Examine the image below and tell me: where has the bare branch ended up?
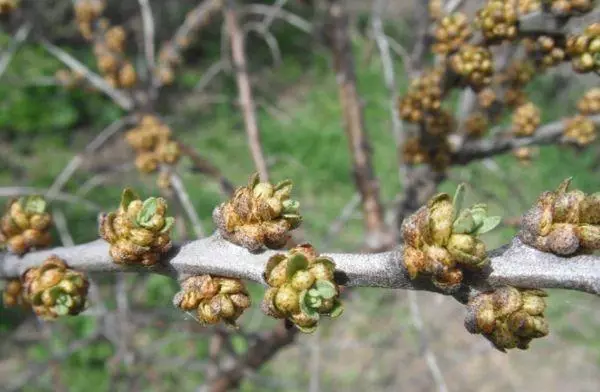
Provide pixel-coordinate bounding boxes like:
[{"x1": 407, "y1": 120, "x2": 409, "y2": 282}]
[
  {"x1": 137, "y1": 0, "x2": 156, "y2": 73},
  {"x1": 169, "y1": 172, "x2": 206, "y2": 238},
  {"x1": 242, "y1": 4, "x2": 312, "y2": 34},
  {"x1": 0, "y1": 187, "x2": 100, "y2": 211},
  {"x1": 2, "y1": 234, "x2": 600, "y2": 298},
  {"x1": 326, "y1": 0, "x2": 390, "y2": 250},
  {"x1": 177, "y1": 142, "x2": 235, "y2": 196},
  {"x1": 46, "y1": 116, "x2": 133, "y2": 201},
  {"x1": 371, "y1": 0, "x2": 406, "y2": 183},
  {"x1": 455, "y1": 115, "x2": 600, "y2": 164},
  {"x1": 41, "y1": 41, "x2": 134, "y2": 110},
  {"x1": 0, "y1": 23, "x2": 31, "y2": 81},
  {"x1": 224, "y1": 0, "x2": 270, "y2": 181}
]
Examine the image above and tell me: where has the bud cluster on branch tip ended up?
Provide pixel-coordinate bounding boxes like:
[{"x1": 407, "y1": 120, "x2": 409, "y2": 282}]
[
  {"x1": 213, "y1": 173, "x2": 301, "y2": 252},
  {"x1": 543, "y1": 0, "x2": 595, "y2": 15},
  {"x1": 512, "y1": 102, "x2": 541, "y2": 137},
  {"x1": 567, "y1": 23, "x2": 600, "y2": 74},
  {"x1": 398, "y1": 68, "x2": 444, "y2": 123},
  {"x1": 402, "y1": 137, "x2": 452, "y2": 172},
  {"x1": 2, "y1": 279, "x2": 28, "y2": 308},
  {"x1": 0, "y1": 196, "x2": 52, "y2": 255},
  {"x1": 425, "y1": 109, "x2": 456, "y2": 136},
  {"x1": 512, "y1": 146, "x2": 536, "y2": 165},
  {"x1": 478, "y1": 88, "x2": 498, "y2": 109},
  {"x1": 475, "y1": 1, "x2": 518, "y2": 43},
  {"x1": 465, "y1": 113, "x2": 489, "y2": 138},
  {"x1": 518, "y1": 0, "x2": 542, "y2": 14},
  {"x1": 524, "y1": 35, "x2": 566, "y2": 69},
  {"x1": 402, "y1": 185, "x2": 501, "y2": 291},
  {"x1": 577, "y1": 88, "x2": 600, "y2": 115},
  {"x1": 92, "y1": 26, "x2": 137, "y2": 89},
  {"x1": 450, "y1": 45, "x2": 494, "y2": 91},
  {"x1": 173, "y1": 275, "x2": 251, "y2": 327},
  {"x1": 0, "y1": 0, "x2": 18, "y2": 14},
  {"x1": 74, "y1": 0, "x2": 105, "y2": 40},
  {"x1": 22, "y1": 256, "x2": 89, "y2": 320},
  {"x1": 465, "y1": 286, "x2": 549, "y2": 351},
  {"x1": 432, "y1": 13, "x2": 472, "y2": 55},
  {"x1": 563, "y1": 115, "x2": 597, "y2": 146},
  {"x1": 125, "y1": 115, "x2": 181, "y2": 175},
  {"x1": 520, "y1": 178, "x2": 600, "y2": 255},
  {"x1": 99, "y1": 188, "x2": 175, "y2": 265},
  {"x1": 262, "y1": 244, "x2": 343, "y2": 333}
]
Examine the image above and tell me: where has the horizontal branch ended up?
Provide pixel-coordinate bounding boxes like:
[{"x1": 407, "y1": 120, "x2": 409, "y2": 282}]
[
  {"x1": 454, "y1": 115, "x2": 600, "y2": 164},
  {"x1": 2, "y1": 234, "x2": 599, "y2": 298}
]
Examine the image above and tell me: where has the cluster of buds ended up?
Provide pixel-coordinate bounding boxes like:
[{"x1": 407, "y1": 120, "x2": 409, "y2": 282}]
[
  {"x1": 500, "y1": 60, "x2": 536, "y2": 88},
  {"x1": 518, "y1": 0, "x2": 542, "y2": 14},
  {"x1": 475, "y1": 1, "x2": 518, "y2": 43},
  {"x1": 99, "y1": 189, "x2": 175, "y2": 266},
  {"x1": 425, "y1": 109, "x2": 455, "y2": 136},
  {"x1": 450, "y1": 45, "x2": 494, "y2": 90},
  {"x1": 398, "y1": 68, "x2": 444, "y2": 123},
  {"x1": 402, "y1": 137, "x2": 452, "y2": 171},
  {"x1": 544, "y1": 0, "x2": 595, "y2": 15},
  {"x1": 125, "y1": 115, "x2": 181, "y2": 174},
  {"x1": 567, "y1": 23, "x2": 600, "y2": 74},
  {"x1": 465, "y1": 286, "x2": 549, "y2": 351},
  {"x1": 73, "y1": 0, "x2": 105, "y2": 40},
  {"x1": 577, "y1": 88, "x2": 600, "y2": 115},
  {"x1": 563, "y1": 115, "x2": 597, "y2": 146},
  {"x1": 512, "y1": 146, "x2": 536, "y2": 165},
  {"x1": 213, "y1": 174, "x2": 301, "y2": 251},
  {"x1": 22, "y1": 256, "x2": 89, "y2": 320},
  {"x1": 174, "y1": 275, "x2": 251, "y2": 327},
  {"x1": 520, "y1": 178, "x2": 600, "y2": 255},
  {"x1": 262, "y1": 244, "x2": 343, "y2": 333},
  {"x1": 525, "y1": 35, "x2": 566, "y2": 69},
  {"x1": 0, "y1": 196, "x2": 52, "y2": 255},
  {"x1": 0, "y1": 0, "x2": 18, "y2": 15},
  {"x1": 92, "y1": 30, "x2": 136, "y2": 89},
  {"x1": 156, "y1": 45, "x2": 181, "y2": 86},
  {"x1": 512, "y1": 102, "x2": 541, "y2": 137},
  {"x1": 465, "y1": 112, "x2": 489, "y2": 138},
  {"x1": 478, "y1": 88, "x2": 498, "y2": 109},
  {"x1": 2, "y1": 279, "x2": 28, "y2": 308},
  {"x1": 432, "y1": 13, "x2": 472, "y2": 55},
  {"x1": 402, "y1": 185, "x2": 501, "y2": 291}
]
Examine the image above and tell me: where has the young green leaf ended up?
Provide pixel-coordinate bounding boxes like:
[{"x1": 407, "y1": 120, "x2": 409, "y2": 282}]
[
  {"x1": 161, "y1": 217, "x2": 175, "y2": 233},
  {"x1": 475, "y1": 216, "x2": 502, "y2": 235},
  {"x1": 22, "y1": 196, "x2": 46, "y2": 214},
  {"x1": 299, "y1": 290, "x2": 319, "y2": 319},
  {"x1": 314, "y1": 280, "x2": 336, "y2": 299},
  {"x1": 452, "y1": 184, "x2": 466, "y2": 220},
  {"x1": 120, "y1": 188, "x2": 138, "y2": 210},
  {"x1": 286, "y1": 253, "x2": 309, "y2": 280},
  {"x1": 137, "y1": 197, "x2": 158, "y2": 226},
  {"x1": 329, "y1": 300, "x2": 344, "y2": 318},
  {"x1": 452, "y1": 210, "x2": 475, "y2": 234}
]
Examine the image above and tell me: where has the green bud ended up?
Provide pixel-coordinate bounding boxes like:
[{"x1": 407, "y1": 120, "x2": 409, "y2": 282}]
[{"x1": 274, "y1": 284, "x2": 300, "y2": 315}]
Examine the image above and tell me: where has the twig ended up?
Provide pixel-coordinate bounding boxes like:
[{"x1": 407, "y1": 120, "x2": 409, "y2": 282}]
[
  {"x1": 41, "y1": 40, "x2": 134, "y2": 110},
  {"x1": 243, "y1": 22, "x2": 282, "y2": 67},
  {"x1": 177, "y1": 142, "x2": 235, "y2": 196},
  {"x1": 224, "y1": 0, "x2": 270, "y2": 181},
  {"x1": 0, "y1": 23, "x2": 32, "y2": 81},
  {"x1": 194, "y1": 60, "x2": 226, "y2": 92},
  {"x1": 242, "y1": 4, "x2": 312, "y2": 34},
  {"x1": 53, "y1": 208, "x2": 75, "y2": 247},
  {"x1": 372, "y1": 0, "x2": 406, "y2": 184},
  {"x1": 46, "y1": 116, "x2": 133, "y2": 201},
  {"x1": 455, "y1": 115, "x2": 600, "y2": 164},
  {"x1": 137, "y1": 0, "x2": 156, "y2": 74},
  {"x1": 410, "y1": 0, "x2": 431, "y2": 70},
  {"x1": 326, "y1": 0, "x2": 390, "y2": 250},
  {"x1": 3, "y1": 234, "x2": 600, "y2": 298},
  {"x1": 444, "y1": 0, "x2": 465, "y2": 13},
  {"x1": 169, "y1": 172, "x2": 206, "y2": 238},
  {"x1": 407, "y1": 291, "x2": 448, "y2": 392}
]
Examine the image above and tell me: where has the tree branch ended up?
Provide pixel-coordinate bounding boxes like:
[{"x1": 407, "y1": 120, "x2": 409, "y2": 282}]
[
  {"x1": 326, "y1": 0, "x2": 390, "y2": 250},
  {"x1": 454, "y1": 115, "x2": 600, "y2": 165},
  {"x1": 224, "y1": 0, "x2": 270, "y2": 181},
  {"x1": 2, "y1": 234, "x2": 599, "y2": 298}
]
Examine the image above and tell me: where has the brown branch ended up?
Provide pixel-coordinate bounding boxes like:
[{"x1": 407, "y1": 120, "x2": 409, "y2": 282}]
[
  {"x1": 208, "y1": 321, "x2": 298, "y2": 392},
  {"x1": 326, "y1": 0, "x2": 390, "y2": 250},
  {"x1": 224, "y1": 0, "x2": 270, "y2": 181},
  {"x1": 177, "y1": 142, "x2": 235, "y2": 196}
]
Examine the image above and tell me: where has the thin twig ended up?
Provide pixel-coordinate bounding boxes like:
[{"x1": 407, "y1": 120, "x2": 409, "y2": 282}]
[
  {"x1": 407, "y1": 291, "x2": 449, "y2": 392},
  {"x1": 372, "y1": 0, "x2": 406, "y2": 183},
  {"x1": 0, "y1": 23, "x2": 32, "y2": 81},
  {"x1": 138, "y1": 0, "x2": 156, "y2": 74},
  {"x1": 242, "y1": 4, "x2": 312, "y2": 33},
  {"x1": 41, "y1": 40, "x2": 134, "y2": 110},
  {"x1": 169, "y1": 172, "x2": 206, "y2": 238},
  {"x1": 46, "y1": 116, "x2": 133, "y2": 201},
  {"x1": 224, "y1": 0, "x2": 270, "y2": 181},
  {"x1": 0, "y1": 187, "x2": 100, "y2": 211},
  {"x1": 53, "y1": 208, "x2": 75, "y2": 247}
]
